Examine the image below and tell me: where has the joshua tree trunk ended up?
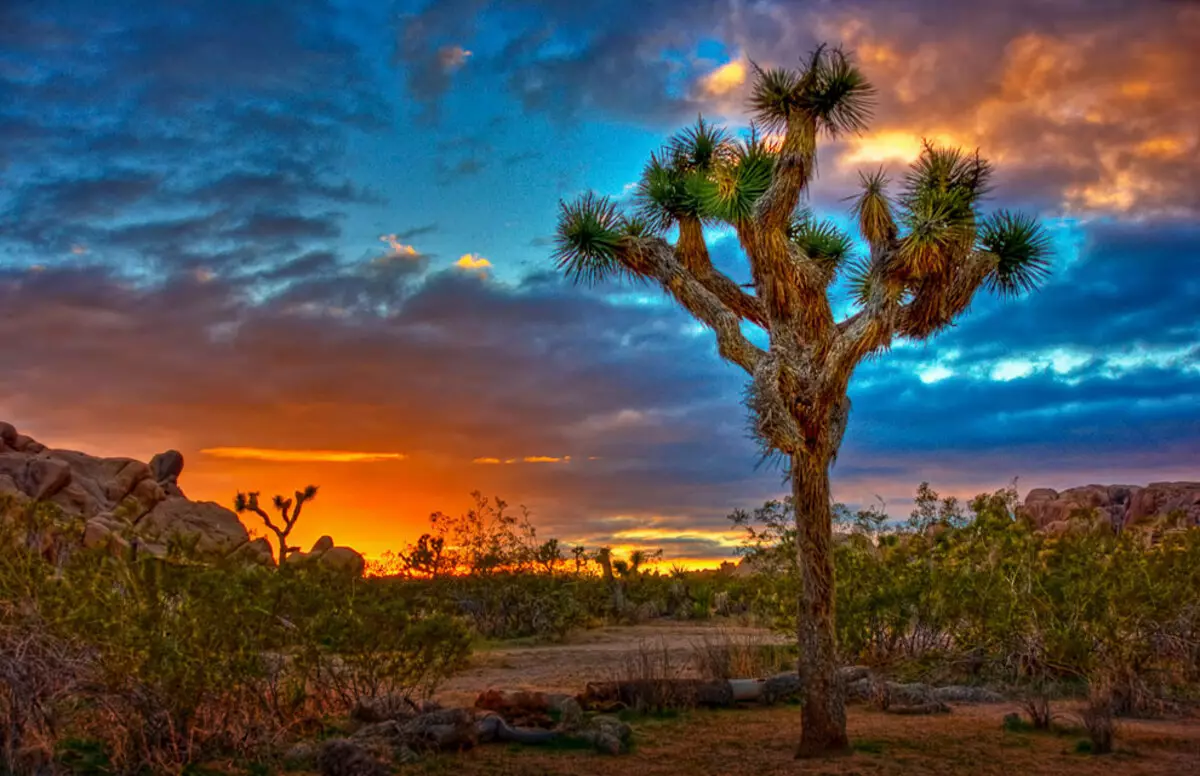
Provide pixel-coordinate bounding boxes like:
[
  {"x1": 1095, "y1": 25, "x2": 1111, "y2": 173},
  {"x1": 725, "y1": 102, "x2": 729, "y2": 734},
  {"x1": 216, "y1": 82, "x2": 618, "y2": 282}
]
[
  {"x1": 792, "y1": 448, "x2": 848, "y2": 757},
  {"x1": 554, "y1": 47, "x2": 1051, "y2": 761}
]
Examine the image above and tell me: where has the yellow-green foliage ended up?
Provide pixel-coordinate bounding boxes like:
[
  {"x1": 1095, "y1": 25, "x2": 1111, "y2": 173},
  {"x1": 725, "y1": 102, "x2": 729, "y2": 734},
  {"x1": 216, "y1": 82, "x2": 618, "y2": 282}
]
[
  {"x1": 0, "y1": 496, "x2": 471, "y2": 775},
  {"x1": 735, "y1": 484, "x2": 1200, "y2": 698}
]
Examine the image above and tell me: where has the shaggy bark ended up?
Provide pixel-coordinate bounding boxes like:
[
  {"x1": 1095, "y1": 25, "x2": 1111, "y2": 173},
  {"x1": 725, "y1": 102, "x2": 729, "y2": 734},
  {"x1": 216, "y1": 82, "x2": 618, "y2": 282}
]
[{"x1": 791, "y1": 449, "x2": 849, "y2": 757}]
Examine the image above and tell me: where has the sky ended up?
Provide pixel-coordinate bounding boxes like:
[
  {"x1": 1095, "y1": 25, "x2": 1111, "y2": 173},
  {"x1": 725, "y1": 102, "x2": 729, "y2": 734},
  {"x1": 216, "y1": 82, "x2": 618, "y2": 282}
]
[{"x1": 2, "y1": 0, "x2": 1198, "y2": 565}]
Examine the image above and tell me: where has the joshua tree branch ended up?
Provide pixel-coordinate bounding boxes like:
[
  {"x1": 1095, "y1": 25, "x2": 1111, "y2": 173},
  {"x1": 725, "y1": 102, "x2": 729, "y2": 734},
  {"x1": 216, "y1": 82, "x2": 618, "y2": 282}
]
[
  {"x1": 897, "y1": 252, "x2": 993, "y2": 340},
  {"x1": 833, "y1": 251, "x2": 995, "y2": 373},
  {"x1": 677, "y1": 217, "x2": 768, "y2": 328},
  {"x1": 621, "y1": 236, "x2": 766, "y2": 375},
  {"x1": 755, "y1": 114, "x2": 815, "y2": 234}
]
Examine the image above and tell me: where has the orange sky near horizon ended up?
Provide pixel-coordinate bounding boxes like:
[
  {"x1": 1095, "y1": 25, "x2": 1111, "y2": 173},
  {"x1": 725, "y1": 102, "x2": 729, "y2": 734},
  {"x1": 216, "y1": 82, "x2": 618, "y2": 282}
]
[{"x1": 4, "y1": 0, "x2": 1198, "y2": 570}]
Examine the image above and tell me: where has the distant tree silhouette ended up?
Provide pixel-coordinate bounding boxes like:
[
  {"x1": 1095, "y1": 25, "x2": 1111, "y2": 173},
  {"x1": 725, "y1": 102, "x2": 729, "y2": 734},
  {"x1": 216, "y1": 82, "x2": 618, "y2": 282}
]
[{"x1": 233, "y1": 485, "x2": 318, "y2": 562}]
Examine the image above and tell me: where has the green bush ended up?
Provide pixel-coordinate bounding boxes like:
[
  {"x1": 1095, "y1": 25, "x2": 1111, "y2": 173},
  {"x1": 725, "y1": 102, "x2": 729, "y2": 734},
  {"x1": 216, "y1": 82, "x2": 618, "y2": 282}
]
[
  {"x1": 0, "y1": 496, "x2": 470, "y2": 775},
  {"x1": 733, "y1": 483, "x2": 1200, "y2": 697}
]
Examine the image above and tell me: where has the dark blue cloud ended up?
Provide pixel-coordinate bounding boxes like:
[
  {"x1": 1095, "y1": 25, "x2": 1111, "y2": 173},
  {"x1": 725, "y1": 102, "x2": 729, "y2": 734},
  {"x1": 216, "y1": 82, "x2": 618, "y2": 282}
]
[{"x1": 2, "y1": 0, "x2": 1197, "y2": 559}]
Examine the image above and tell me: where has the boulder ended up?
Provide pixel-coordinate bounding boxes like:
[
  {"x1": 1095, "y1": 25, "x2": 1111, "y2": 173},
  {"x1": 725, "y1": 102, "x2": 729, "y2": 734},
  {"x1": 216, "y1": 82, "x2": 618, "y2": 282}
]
[
  {"x1": 320, "y1": 546, "x2": 366, "y2": 576},
  {"x1": 0, "y1": 422, "x2": 16, "y2": 449},
  {"x1": 14, "y1": 435, "x2": 46, "y2": 454},
  {"x1": 26, "y1": 457, "x2": 72, "y2": 500},
  {"x1": 310, "y1": 534, "x2": 335, "y2": 554},
  {"x1": 228, "y1": 537, "x2": 275, "y2": 566},
  {"x1": 150, "y1": 450, "x2": 184, "y2": 484},
  {"x1": 47, "y1": 480, "x2": 105, "y2": 518},
  {"x1": 1128, "y1": 482, "x2": 1200, "y2": 528},
  {"x1": 0, "y1": 473, "x2": 25, "y2": 501},
  {"x1": 137, "y1": 497, "x2": 250, "y2": 555},
  {"x1": 82, "y1": 520, "x2": 113, "y2": 549}
]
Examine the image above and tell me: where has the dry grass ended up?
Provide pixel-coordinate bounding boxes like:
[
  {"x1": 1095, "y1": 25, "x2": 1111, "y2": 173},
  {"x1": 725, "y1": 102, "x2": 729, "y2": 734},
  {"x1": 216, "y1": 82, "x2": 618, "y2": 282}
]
[
  {"x1": 409, "y1": 703, "x2": 1200, "y2": 776},
  {"x1": 688, "y1": 629, "x2": 793, "y2": 681}
]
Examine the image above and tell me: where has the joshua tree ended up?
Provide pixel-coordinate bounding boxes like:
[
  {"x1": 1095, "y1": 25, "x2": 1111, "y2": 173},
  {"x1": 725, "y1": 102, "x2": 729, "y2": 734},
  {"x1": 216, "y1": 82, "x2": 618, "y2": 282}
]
[
  {"x1": 233, "y1": 485, "x2": 319, "y2": 563},
  {"x1": 553, "y1": 45, "x2": 1050, "y2": 756}
]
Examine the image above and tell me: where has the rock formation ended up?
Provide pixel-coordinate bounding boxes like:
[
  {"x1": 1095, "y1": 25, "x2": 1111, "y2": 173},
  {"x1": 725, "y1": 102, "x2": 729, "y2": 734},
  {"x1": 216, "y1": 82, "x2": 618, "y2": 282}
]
[
  {"x1": 1020, "y1": 482, "x2": 1200, "y2": 532},
  {"x1": 0, "y1": 422, "x2": 271, "y2": 567},
  {"x1": 285, "y1": 534, "x2": 367, "y2": 576}
]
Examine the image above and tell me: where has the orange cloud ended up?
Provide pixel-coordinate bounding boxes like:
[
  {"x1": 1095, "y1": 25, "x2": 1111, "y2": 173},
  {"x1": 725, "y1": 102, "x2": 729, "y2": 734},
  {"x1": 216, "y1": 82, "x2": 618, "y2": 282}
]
[
  {"x1": 524, "y1": 455, "x2": 569, "y2": 463},
  {"x1": 200, "y1": 447, "x2": 408, "y2": 463},
  {"x1": 839, "y1": 130, "x2": 964, "y2": 166},
  {"x1": 455, "y1": 253, "x2": 491, "y2": 270},
  {"x1": 379, "y1": 234, "x2": 421, "y2": 258},
  {"x1": 473, "y1": 457, "x2": 503, "y2": 464},
  {"x1": 698, "y1": 58, "x2": 747, "y2": 97}
]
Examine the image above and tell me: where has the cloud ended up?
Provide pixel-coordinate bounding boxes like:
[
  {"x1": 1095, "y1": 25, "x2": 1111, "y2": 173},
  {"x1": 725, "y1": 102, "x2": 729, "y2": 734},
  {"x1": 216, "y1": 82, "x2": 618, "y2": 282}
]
[
  {"x1": 201, "y1": 447, "x2": 408, "y2": 463},
  {"x1": 4, "y1": 0, "x2": 1198, "y2": 564},
  {"x1": 437, "y1": 44, "x2": 473, "y2": 71},
  {"x1": 695, "y1": 57, "x2": 747, "y2": 98},
  {"x1": 379, "y1": 234, "x2": 422, "y2": 258},
  {"x1": 454, "y1": 253, "x2": 492, "y2": 270},
  {"x1": 0, "y1": 0, "x2": 386, "y2": 270}
]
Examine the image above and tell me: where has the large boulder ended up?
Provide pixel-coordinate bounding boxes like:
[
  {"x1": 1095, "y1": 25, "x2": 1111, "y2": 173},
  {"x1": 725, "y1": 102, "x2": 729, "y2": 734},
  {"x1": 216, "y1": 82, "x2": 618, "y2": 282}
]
[
  {"x1": 228, "y1": 537, "x2": 276, "y2": 566},
  {"x1": 26, "y1": 457, "x2": 72, "y2": 500},
  {"x1": 1022, "y1": 481, "x2": 1200, "y2": 532},
  {"x1": 1127, "y1": 482, "x2": 1200, "y2": 528},
  {"x1": 138, "y1": 497, "x2": 250, "y2": 555},
  {"x1": 150, "y1": 449, "x2": 184, "y2": 484},
  {"x1": 0, "y1": 422, "x2": 16, "y2": 450},
  {"x1": 321, "y1": 546, "x2": 366, "y2": 575}
]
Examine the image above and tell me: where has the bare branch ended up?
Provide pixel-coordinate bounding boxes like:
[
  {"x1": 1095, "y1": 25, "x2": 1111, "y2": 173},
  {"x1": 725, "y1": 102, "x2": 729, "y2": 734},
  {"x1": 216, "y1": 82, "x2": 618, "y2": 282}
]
[
  {"x1": 755, "y1": 115, "x2": 816, "y2": 234},
  {"x1": 677, "y1": 217, "x2": 768, "y2": 328},
  {"x1": 620, "y1": 236, "x2": 765, "y2": 375},
  {"x1": 833, "y1": 251, "x2": 995, "y2": 372}
]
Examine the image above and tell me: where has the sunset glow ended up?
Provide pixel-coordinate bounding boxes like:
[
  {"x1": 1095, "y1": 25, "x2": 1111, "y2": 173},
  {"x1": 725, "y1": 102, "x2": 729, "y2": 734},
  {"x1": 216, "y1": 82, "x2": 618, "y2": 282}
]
[
  {"x1": 3, "y1": 0, "x2": 1197, "y2": 567},
  {"x1": 200, "y1": 448, "x2": 409, "y2": 463}
]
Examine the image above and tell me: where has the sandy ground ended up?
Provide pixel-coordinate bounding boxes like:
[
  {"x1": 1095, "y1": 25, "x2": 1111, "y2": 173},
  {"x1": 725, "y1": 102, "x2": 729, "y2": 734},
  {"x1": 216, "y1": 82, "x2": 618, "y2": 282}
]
[
  {"x1": 436, "y1": 620, "x2": 788, "y2": 706},
  {"x1": 427, "y1": 621, "x2": 1200, "y2": 775}
]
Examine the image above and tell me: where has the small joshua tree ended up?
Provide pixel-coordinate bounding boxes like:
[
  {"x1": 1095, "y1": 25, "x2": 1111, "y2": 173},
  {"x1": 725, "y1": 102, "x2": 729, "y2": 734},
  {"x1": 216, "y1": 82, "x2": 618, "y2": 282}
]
[
  {"x1": 233, "y1": 485, "x2": 318, "y2": 563},
  {"x1": 553, "y1": 45, "x2": 1051, "y2": 756}
]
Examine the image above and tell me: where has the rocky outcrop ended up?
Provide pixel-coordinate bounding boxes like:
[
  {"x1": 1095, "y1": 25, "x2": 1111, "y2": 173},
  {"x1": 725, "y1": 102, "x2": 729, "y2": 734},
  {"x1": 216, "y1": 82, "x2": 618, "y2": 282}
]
[
  {"x1": 285, "y1": 534, "x2": 366, "y2": 576},
  {"x1": 0, "y1": 422, "x2": 269, "y2": 565},
  {"x1": 1021, "y1": 482, "x2": 1200, "y2": 531}
]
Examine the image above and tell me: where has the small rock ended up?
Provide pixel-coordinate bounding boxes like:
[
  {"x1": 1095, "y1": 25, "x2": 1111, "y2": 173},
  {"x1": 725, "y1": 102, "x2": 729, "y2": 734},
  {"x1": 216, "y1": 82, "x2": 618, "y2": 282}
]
[
  {"x1": 83, "y1": 520, "x2": 114, "y2": 549},
  {"x1": 931, "y1": 686, "x2": 1005, "y2": 704},
  {"x1": 283, "y1": 742, "x2": 315, "y2": 766},
  {"x1": 316, "y1": 739, "x2": 390, "y2": 776},
  {"x1": 555, "y1": 697, "x2": 583, "y2": 732}
]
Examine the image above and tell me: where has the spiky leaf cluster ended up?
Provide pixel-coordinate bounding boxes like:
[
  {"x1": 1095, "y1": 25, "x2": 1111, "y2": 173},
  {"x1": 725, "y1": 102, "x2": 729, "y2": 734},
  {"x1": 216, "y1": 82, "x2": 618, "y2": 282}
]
[
  {"x1": 979, "y1": 210, "x2": 1053, "y2": 298},
  {"x1": 749, "y1": 46, "x2": 875, "y2": 136},
  {"x1": 553, "y1": 192, "x2": 626, "y2": 285},
  {"x1": 895, "y1": 144, "x2": 992, "y2": 275},
  {"x1": 689, "y1": 128, "x2": 775, "y2": 224},
  {"x1": 787, "y1": 212, "x2": 853, "y2": 274}
]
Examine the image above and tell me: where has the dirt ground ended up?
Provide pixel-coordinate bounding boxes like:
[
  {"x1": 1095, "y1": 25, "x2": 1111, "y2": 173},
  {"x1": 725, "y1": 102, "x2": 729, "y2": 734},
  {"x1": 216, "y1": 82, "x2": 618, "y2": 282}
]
[
  {"x1": 428, "y1": 621, "x2": 1200, "y2": 775},
  {"x1": 436, "y1": 620, "x2": 787, "y2": 706}
]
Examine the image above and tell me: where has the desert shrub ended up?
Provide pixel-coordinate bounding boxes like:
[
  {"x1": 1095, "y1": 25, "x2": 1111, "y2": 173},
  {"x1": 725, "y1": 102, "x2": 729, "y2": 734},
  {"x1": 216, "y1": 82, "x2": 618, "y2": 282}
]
[
  {"x1": 689, "y1": 631, "x2": 792, "y2": 681},
  {"x1": 1079, "y1": 681, "x2": 1116, "y2": 754},
  {"x1": 0, "y1": 497, "x2": 470, "y2": 775},
  {"x1": 732, "y1": 483, "x2": 1200, "y2": 700}
]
